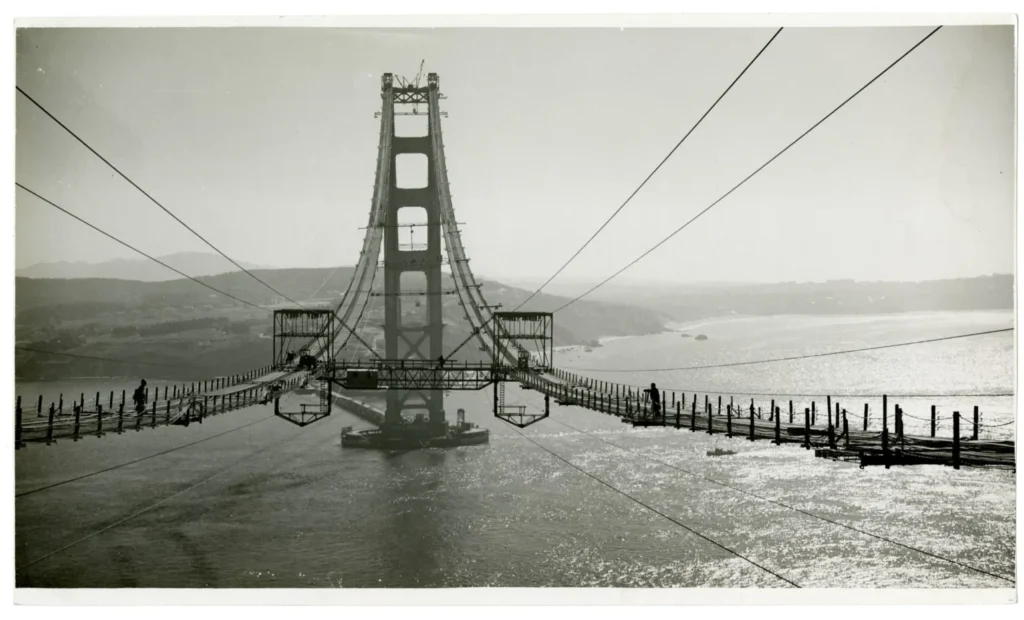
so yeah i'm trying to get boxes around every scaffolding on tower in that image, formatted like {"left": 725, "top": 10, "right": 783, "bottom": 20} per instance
{"left": 272, "top": 67, "right": 556, "bottom": 442}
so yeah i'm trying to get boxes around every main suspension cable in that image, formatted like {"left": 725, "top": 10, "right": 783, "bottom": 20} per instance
{"left": 16, "top": 415, "right": 276, "bottom": 498}
{"left": 554, "top": 26, "right": 943, "bottom": 313}
{"left": 16, "top": 87, "right": 303, "bottom": 306}
{"left": 551, "top": 418, "right": 1015, "bottom": 585}
{"left": 510, "top": 426, "right": 801, "bottom": 587}
{"left": 15, "top": 419, "right": 315, "bottom": 574}
{"left": 16, "top": 183, "right": 270, "bottom": 312}
{"left": 513, "top": 27, "right": 785, "bottom": 311}
{"left": 17, "top": 86, "right": 380, "bottom": 358}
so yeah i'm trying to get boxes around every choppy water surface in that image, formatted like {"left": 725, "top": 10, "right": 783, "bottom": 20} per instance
{"left": 15, "top": 311, "right": 1016, "bottom": 588}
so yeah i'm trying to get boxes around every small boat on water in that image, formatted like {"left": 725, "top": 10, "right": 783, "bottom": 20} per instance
{"left": 341, "top": 408, "right": 490, "bottom": 449}
{"left": 341, "top": 426, "right": 489, "bottom": 449}
{"left": 706, "top": 447, "right": 736, "bottom": 457}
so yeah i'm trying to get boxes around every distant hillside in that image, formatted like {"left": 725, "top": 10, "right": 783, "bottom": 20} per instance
{"left": 16, "top": 252, "right": 272, "bottom": 282}
{"left": 14, "top": 267, "right": 667, "bottom": 381}
{"left": 501, "top": 275, "right": 1015, "bottom": 320}
{"left": 14, "top": 266, "right": 357, "bottom": 313}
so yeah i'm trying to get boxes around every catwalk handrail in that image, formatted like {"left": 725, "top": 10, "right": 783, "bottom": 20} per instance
{"left": 328, "top": 90, "right": 393, "bottom": 359}
{"left": 427, "top": 84, "right": 518, "bottom": 366}
{"left": 15, "top": 367, "right": 306, "bottom": 448}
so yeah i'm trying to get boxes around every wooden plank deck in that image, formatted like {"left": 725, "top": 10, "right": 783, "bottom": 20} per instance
{"left": 16, "top": 363, "right": 1016, "bottom": 471}
{"left": 521, "top": 370, "right": 1015, "bottom": 471}
{"left": 16, "top": 367, "right": 304, "bottom": 447}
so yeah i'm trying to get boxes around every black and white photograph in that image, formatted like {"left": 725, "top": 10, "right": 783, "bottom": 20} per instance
{"left": 7, "top": 5, "right": 1019, "bottom": 606}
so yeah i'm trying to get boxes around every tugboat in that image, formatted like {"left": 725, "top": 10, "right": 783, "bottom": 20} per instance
{"left": 448, "top": 408, "right": 490, "bottom": 445}
{"left": 706, "top": 447, "right": 736, "bottom": 457}
{"left": 342, "top": 408, "right": 489, "bottom": 449}
{"left": 340, "top": 427, "right": 377, "bottom": 448}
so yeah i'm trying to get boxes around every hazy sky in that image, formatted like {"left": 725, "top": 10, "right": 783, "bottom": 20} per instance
{"left": 15, "top": 25, "right": 1014, "bottom": 283}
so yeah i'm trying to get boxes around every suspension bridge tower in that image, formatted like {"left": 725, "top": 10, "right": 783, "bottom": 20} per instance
{"left": 381, "top": 71, "right": 446, "bottom": 436}
{"left": 321, "top": 68, "right": 553, "bottom": 447}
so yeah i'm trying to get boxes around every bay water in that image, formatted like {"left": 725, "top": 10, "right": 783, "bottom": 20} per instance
{"left": 15, "top": 311, "right": 1016, "bottom": 588}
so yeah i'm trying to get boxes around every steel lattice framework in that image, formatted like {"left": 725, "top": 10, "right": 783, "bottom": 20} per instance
{"left": 286, "top": 70, "right": 554, "bottom": 433}
{"left": 380, "top": 72, "right": 445, "bottom": 431}
{"left": 492, "top": 312, "right": 554, "bottom": 372}
{"left": 273, "top": 309, "right": 335, "bottom": 370}
{"left": 334, "top": 360, "right": 504, "bottom": 391}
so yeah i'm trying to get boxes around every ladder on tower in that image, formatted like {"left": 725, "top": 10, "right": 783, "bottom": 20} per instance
{"left": 493, "top": 375, "right": 549, "bottom": 428}
{"left": 274, "top": 376, "right": 332, "bottom": 427}
{"left": 318, "top": 379, "right": 332, "bottom": 416}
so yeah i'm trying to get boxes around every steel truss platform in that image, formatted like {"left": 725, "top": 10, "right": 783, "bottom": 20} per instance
{"left": 274, "top": 383, "right": 332, "bottom": 427}
{"left": 487, "top": 312, "right": 555, "bottom": 427}
{"left": 271, "top": 309, "right": 335, "bottom": 422}
{"left": 492, "top": 311, "right": 554, "bottom": 372}
{"left": 325, "top": 360, "right": 509, "bottom": 391}
{"left": 272, "top": 309, "right": 335, "bottom": 371}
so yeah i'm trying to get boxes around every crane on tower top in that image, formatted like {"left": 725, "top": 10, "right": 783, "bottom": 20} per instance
{"left": 393, "top": 60, "right": 425, "bottom": 90}
{"left": 413, "top": 59, "right": 425, "bottom": 88}
{"left": 411, "top": 59, "right": 425, "bottom": 115}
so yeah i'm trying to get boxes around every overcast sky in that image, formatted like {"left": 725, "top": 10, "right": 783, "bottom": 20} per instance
{"left": 14, "top": 25, "right": 1014, "bottom": 284}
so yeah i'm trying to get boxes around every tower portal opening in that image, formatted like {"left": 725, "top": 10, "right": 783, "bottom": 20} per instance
{"left": 395, "top": 153, "right": 428, "bottom": 189}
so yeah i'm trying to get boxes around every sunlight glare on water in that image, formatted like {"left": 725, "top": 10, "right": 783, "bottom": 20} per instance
{"left": 14, "top": 311, "right": 1016, "bottom": 588}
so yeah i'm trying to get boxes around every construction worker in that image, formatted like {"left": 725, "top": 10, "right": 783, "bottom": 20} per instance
{"left": 644, "top": 382, "right": 661, "bottom": 419}
{"left": 133, "top": 379, "right": 148, "bottom": 414}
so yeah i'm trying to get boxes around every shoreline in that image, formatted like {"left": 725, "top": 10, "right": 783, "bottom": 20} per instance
{"left": 16, "top": 310, "right": 1014, "bottom": 383}
{"left": 589, "top": 309, "right": 1015, "bottom": 349}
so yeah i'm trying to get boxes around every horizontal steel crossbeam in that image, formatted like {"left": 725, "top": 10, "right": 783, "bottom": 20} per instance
{"left": 326, "top": 360, "right": 511, "bottom": 391}
{"left": 378, "top": 257, "right": 450, "bottom": 267}
{"left": 368, "top": 290, "right": 458, "bottom": 297}
{"left": 394, "top": 91, "right": 429, "bottom": 105}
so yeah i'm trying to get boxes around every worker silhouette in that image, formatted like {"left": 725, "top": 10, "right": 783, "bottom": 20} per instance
{"left": 133, "top": 379, "right": 148, "bottom": 414}
{"left": 644, "top": 382, "right": 661, "bottom": 418}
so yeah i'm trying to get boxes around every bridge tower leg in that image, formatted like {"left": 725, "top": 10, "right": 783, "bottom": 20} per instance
{"left": 382, "top": 73, "right": 445, "bottom": 436}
